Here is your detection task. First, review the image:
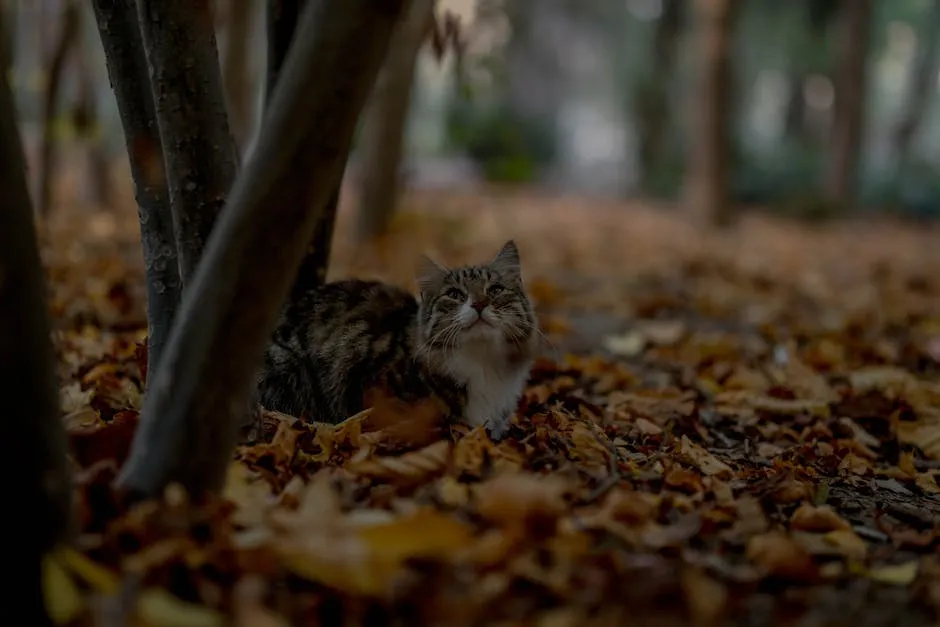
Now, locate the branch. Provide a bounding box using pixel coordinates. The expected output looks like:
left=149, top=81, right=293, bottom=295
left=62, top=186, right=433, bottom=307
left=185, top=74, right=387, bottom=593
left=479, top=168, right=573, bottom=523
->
left=118, top=0, right=410, bottom=498
left=91, top=0, right=180, bottom=380
left=136, top=0, right=239, bottom=282
left=0, top=15, right=71, bottom=621
left=37, top=0, right=80, bottom=217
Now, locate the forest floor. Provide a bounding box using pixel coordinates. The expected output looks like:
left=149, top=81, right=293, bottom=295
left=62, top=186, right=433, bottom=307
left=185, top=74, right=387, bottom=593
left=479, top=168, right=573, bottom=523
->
left=41, top=185, right=940, bottom=626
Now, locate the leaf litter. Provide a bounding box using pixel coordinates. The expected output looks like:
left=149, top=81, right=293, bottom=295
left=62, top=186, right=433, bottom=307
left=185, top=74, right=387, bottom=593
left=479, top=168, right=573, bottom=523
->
left=44, top=192, right=940, bottom=626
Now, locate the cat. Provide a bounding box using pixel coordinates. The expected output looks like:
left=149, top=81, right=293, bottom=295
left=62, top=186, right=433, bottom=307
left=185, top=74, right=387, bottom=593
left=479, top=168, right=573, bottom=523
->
left=256, top=240, right=539, bottom=440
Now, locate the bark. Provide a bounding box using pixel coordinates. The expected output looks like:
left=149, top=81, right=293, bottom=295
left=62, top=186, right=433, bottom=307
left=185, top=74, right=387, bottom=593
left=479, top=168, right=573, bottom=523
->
left=0, top=19, right=71, bottom=622
left=137, top=0, right=239, bottom=284
left=93, top=0, right=180, bottom=385
left=267, top=0, right=343, bottom=296
left=892, top=0, right=940, bottom=172
left=37, top=0, right=80, bottom=217
left=824, top=0, right=871, bottom=212
left=118, top=0, right=409, bottom=499
left=354, top=0, right=436, bottom=242
left=634, top=0, right=683, bottom=194
left=684, top=0, right=740, bottom=227
left=221, top=0, right=254, bottom=151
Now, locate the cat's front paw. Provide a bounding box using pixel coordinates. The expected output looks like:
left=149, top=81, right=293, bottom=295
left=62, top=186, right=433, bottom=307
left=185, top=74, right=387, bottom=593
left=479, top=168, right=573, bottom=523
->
left=485, top=417, right=512, bottom=442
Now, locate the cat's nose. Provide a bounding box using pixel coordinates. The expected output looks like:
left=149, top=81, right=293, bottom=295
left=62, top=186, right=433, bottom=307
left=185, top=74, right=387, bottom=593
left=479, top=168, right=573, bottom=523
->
left=471, top=298, right=490, bottom=313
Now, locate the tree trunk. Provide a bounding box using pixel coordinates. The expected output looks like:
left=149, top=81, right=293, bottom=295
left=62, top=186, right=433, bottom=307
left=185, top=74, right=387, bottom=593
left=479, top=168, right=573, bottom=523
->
left=37, top=0, right=80, bottom=217
left=221, top=0, right=253, bottom=152
left=354, top=0, right=435, bottom=242
left=892, top=0, right=940, bottom=172
left=92, top=0, right=180, bottom=386
left=137, top=0, right=239, bottom=284
left=0, top=0, right=14, bottom=71
left=634, top=0, right=683, bottom=195
left=824, top=0, right=871, bottom=212
left=118, top=0, right=409, bottom=499
left=0, top=19, right=71, bottom=622
left=684, top=0, right=740, bottom=227
left=267, top=0, right=343, bottom=296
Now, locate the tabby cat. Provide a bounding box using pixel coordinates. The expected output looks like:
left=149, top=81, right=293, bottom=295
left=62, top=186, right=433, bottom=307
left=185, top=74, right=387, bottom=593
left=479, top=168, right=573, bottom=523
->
left=257, top=240, right=539, bottom=439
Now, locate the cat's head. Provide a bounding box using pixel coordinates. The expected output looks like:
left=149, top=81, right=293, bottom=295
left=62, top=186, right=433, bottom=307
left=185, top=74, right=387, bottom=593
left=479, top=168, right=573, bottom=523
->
left=416, top=240, right=538, bottom=358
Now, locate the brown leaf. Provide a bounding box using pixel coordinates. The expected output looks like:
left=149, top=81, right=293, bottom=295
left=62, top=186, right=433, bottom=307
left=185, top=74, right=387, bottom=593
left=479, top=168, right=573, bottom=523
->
left=746, top=532, right=819, bottom=581
left=790, top=503, right=851, bottom=533
left=680, top=436, right=733, bottom=478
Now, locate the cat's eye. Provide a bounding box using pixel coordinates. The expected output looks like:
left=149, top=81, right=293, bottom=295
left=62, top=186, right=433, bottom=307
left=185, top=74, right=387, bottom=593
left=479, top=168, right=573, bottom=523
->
left=444, top=287, right=465, bottom=300
left=487, top=284, right=506, bottom=296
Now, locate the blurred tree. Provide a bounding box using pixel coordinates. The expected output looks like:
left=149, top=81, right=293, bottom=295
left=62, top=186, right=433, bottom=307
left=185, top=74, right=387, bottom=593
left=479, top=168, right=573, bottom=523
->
left=72, top=13, right=114, bottom=209
left=684, top=0, right=741, bottom=226
left=892, top=0, right=940, bottom=174
left=0, top=0, right=13, bottom=71
left=119, top=0, right=408, bottom=499
left=355, top=0, right=436, bottom=242
left=633, top=0, right=684, bottom=195
left=784, top=0, right=838, bottom=145
left=37, top=0, right=79, bottom=217
left=92, top=0, right=179, bottom=389
left=0, top=12, right=72, bottom=620
left=824, top=0, right=872, bottom=212
left=220, top=0, right=254, bottom=152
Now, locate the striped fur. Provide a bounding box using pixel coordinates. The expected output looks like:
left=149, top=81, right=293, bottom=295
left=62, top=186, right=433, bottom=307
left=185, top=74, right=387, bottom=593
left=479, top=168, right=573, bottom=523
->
left=257, top=241, right=539, bottom=439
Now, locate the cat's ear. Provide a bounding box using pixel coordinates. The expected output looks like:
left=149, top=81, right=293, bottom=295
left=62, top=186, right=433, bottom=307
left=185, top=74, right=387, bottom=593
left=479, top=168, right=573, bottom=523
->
left=416, top=254, right=448, bottom=297
left=490, top=240, right=521, bottom=279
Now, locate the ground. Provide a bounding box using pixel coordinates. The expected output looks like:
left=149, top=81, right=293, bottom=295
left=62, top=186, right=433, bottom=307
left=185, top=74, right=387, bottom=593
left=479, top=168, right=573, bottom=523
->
left=42, top=186, right=940, bottom=626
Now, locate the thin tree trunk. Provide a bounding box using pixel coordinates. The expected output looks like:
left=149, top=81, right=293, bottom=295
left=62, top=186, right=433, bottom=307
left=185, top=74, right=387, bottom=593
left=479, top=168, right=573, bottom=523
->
left=74, top=17, right=114, bottom=209
left=118, top=0, right=409, bottom=499
left=92, top=0, right=180, bottom=385
left=824, top=0, right=871, bottom=212
left=221, top=0, right=253, bottom=151
left=684, top=0, right=740, bottom=227
left=267, top=0, right=342, bottom=296
left=635, top=0, right=683, bottom=194
left=38, top=0, right=80, bottom=217
left=355, top=0, right=436, bottom=242
left=0, top=0, right=14, bottom=71
left=892, top=0, right=940, bottom=172
left=0, top=16, right=71, bottom=622
left=137, top=0, right=239, bottom=284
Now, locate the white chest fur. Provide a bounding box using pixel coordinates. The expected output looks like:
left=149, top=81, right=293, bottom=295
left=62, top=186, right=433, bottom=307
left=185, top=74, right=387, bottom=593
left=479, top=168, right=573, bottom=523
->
left=444, top=347, right=531, bottom=430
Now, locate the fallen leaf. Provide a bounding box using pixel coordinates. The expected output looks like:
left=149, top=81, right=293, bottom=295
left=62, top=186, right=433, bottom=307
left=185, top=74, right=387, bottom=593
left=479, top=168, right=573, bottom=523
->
left=136, top=588, right=224, bottom=627
left=680, top=436, right=733, bottom=478
left=790, top=503, right=851, bottom=533
left=867, top=561, right=920, bottom=586
left=746, top=532, right=818, bottom=580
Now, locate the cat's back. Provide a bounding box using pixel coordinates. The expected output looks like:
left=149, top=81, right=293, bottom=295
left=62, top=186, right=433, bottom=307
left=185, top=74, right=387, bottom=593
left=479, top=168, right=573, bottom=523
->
left=278, top=279, right=418, bottom=353
left=260, top=279, right=420, bottom=420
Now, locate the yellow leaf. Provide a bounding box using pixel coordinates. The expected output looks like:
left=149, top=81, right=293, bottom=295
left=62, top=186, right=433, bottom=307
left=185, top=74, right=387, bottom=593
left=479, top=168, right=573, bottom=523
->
left=823, top=529, right=868, bottom=562
left=357, top=508, right=474, bottom=561
left=223, top=462, right=274, bottom=528
left=278, top=508, right=474, bottom=597
left=57, top=547, right=119, bottom=595
left=136, top=588, right=225, bottom=627
left=42, top=552, right=84, bottom=625
left=867, top=561, right=920, bottom=586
